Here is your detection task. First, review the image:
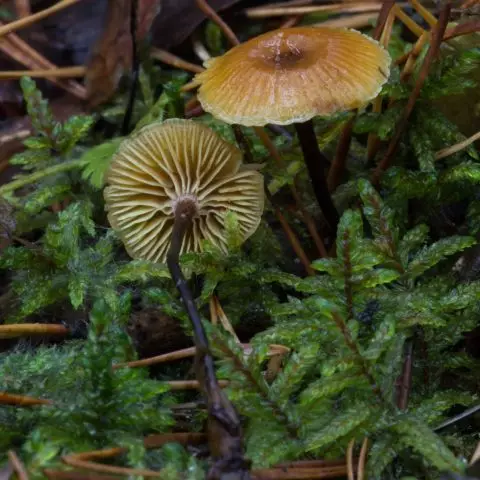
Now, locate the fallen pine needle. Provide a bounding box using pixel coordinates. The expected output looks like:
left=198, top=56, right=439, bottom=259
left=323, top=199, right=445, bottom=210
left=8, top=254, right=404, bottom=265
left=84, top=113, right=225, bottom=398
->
left=435, top=130, right=480, bottom=160
left=0, top=0, right=82, bottom=38
left=0, top=392, right=53, bottom=406
left=0, top=66, right=86, bottom=79
left=0, top=323, right=68, bottom=338
left=7, top=451, right=29, bottom=480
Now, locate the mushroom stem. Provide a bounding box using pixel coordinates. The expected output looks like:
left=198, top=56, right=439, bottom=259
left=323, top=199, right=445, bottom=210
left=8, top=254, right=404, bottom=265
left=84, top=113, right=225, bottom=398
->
left=167, top=200, right=250, bottom=478
left=294, top=120, right=339, bottom=232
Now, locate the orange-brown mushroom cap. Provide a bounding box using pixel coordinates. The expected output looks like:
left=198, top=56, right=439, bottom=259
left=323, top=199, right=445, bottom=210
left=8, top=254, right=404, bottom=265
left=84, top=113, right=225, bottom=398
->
left=195, top=27, right=391, bottom=126
left=104, top=119, right=264, bottom=263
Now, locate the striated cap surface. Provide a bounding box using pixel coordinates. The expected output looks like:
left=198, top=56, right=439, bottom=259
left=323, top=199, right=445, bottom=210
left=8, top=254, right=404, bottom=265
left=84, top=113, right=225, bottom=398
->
left=195, top=26, right=391, bottom=126
left=104, top=119, right=264, bottom=262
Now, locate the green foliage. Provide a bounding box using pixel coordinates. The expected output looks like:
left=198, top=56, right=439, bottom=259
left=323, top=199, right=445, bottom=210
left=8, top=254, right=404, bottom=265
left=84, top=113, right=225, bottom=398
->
left=0, top=26, right=479, bottom=480
left=0, top=298, right=173, bottom=475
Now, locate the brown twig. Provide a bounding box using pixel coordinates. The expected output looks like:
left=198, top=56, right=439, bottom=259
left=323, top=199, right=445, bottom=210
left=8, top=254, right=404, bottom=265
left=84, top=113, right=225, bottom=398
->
left=44, top=470, right=119, bottom=480
left=393, top=4, right=426, bottom=37
left=0, top=323, right=68, bottom=338
left=367, top=5, right=395, bottom=162
left=357, top=438, right=369, bottom=480
left=328, top=116, right=355, bottom=192
left=7, top=451, right=29, bottom=480
left=346, top=439, right=355, bottom=480
left=167, top=379, right=229, bottom=390
left=195, top=0, right=239, bottom=46
left=251, top=465, right=348, bottom=479
left=372, top=2, right=452, bottom=185
left=254, top=127, right=328, bottom=258
left=0, top=392, right=53, bottom=406
left=332, top=313, right=384, bottom=402
left=373, top=0, right=395, bottom=40
left=245, top=2, right=383, bottom=18
left=113, top=347, right=196, bottom=369
left=0, top=21, right=86, bottom=99
left=409, top=0, right=437, bottom=28
left=435, top=130, right=480, bottom=160
left=0, top=66, right=86, bottom=79
left=151, top=47, right=204, bottom=73
left=61, top=434, right=204, bottom=477
left=210, top=295, right=241, bottom=342
left=268, top=191, right=315, bottom=275
left=443, top=19, right=480, bottom=40
left=396, top=341, right=413, bottom=410
left=315, top=12, right=378, bottom=29
left=280, top=15, right=302, bottom=28
left=0, top=0, right=82, bottom=37
left=14, top=0, right=31, bottom=17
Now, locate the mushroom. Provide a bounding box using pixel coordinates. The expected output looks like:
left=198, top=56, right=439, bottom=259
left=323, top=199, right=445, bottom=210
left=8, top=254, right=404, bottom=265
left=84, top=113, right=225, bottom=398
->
left=104, top=118, right=260, bottom=478
left=194, top=26, right=391, bottom=231
left=104, top=118, right=264, bottom=263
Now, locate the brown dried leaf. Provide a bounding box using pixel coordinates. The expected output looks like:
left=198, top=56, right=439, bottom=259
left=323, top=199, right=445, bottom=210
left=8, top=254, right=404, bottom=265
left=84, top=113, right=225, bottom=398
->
left=151, top=0, right=241, bottom=49
left=85, top=0, right=161, bottom=107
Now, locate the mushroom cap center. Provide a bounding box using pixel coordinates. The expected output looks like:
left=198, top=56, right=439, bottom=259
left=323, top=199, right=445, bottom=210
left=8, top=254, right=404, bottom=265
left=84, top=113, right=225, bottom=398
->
left=248, top=31, right=314, bottom=70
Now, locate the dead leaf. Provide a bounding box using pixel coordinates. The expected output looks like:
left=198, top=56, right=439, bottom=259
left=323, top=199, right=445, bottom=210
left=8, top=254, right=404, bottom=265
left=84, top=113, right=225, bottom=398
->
left=151, top=0, right=241, bottom=49
left=85, top=0, right=161, bottom=107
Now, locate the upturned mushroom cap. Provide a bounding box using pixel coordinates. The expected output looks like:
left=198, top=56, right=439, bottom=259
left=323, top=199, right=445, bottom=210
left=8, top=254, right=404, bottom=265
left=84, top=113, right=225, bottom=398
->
left=104, top=119, right=264, bottom=262
left=195, top=26, right=391, bottom=126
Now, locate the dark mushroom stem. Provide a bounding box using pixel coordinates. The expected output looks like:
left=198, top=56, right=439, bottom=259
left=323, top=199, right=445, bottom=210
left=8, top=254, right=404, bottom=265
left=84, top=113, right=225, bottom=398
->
left=167, top=199, right=251, bottom=479
left=294, top=120, right=340, bottom=232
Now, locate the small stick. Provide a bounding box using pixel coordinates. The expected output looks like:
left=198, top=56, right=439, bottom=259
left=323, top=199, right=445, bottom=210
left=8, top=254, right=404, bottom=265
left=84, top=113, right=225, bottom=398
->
left=44, top=470, right=118, bottom=480
left=14, top=0, right=31, bottom=17
left=245, top=3, right=382, bottom=18
left=443, top=19, right=480, bottom=41
left=7, top=451, right=29, bottom=480
left=180, top=79, right=201, bottom=92
left=192, top=33, right=211, bottom=62
left=357, top=438, right=369, bottom=480
left=151, top=47, right=204, bottom=74
left=167, top=379, right=229, bottom=390
left=255, top=127, right=327, bottom=257
left=435, top=130, right=480, bottom=160
left=346, top=438, right=355, bottom=480
left=251, top=465, right=348, bottom=479
left=434, top=403, right=480, bottom=432
left=393, top=4, right=426, bottom=37
left=409, top=0, right=437, bottom=28
left=367, top=7, right=395, bottom=162
left=396, top=341, right=413, bottom=410
left=113, top=347, right=196, bottom=369
left=0, top=0, right=82, bottom=38
left=266, top=186, right=315, bottom=275
left=372, top=2, right=451, bottom=184
left=0, top=66, right=85, bottom=79
left=328, top=116, right=355, bottom=192
left=63, top=454, right=161, bottom=477
left=0, top=323, right=68, bottom=338
left=280, top=15, right=302, bottom=28
left=0, top=22, right=86, bottom=99
left=0, top=392, right=53, bottom=406
left=373, top=0, right=395, bottom=40
left=315, top=12, right=378, bottom=29
left=470, top=441, right=480, bottom=466
left=211, top=295, right=241, bottom=343
left=195, top=0, right=239, bottom=46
